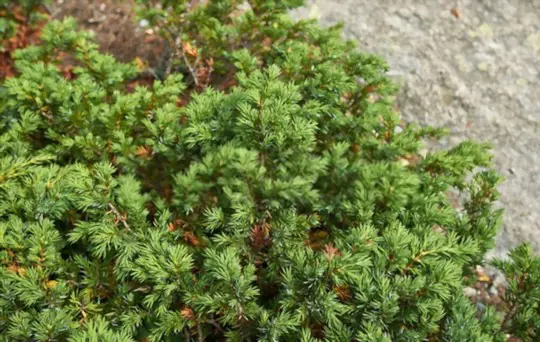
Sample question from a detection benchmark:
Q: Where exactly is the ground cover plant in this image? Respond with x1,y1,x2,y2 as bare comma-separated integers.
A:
1,1,539,341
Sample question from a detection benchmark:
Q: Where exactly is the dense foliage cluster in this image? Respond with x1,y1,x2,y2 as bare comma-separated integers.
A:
0,1,539,341
0,0,47,41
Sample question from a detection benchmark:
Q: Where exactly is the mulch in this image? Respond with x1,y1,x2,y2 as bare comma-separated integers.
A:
0,6,46,79
51,0,164,67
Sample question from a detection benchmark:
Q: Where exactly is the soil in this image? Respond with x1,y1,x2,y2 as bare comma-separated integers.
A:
51,0,163,68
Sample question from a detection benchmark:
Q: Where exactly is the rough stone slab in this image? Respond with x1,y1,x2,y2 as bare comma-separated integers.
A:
292,0,540,258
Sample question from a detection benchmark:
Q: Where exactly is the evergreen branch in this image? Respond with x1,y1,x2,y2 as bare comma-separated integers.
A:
206,319,224,333
160,24,199,86
402,250,434,274
107,203,130,230
164,36,180,79
180,39,200,87
0,155,55,184
197,321,203,342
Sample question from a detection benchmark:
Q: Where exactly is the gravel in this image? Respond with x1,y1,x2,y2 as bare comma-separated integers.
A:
293,0,540,258
463,286,478,297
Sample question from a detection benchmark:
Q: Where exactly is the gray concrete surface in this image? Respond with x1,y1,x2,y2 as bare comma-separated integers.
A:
293,0,540,258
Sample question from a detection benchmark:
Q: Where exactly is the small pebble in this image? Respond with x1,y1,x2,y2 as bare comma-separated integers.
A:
489,295,502,305
476,302,486,312
488,286,498,296
463,286,477,297
237,1,252,11
474,281,487,290
491,274,508,288
399,158,410,167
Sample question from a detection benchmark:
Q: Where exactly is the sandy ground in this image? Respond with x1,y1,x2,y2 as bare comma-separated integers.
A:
293,0,540,258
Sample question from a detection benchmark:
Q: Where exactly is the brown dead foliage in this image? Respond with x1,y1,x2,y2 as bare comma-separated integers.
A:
0,6,46,80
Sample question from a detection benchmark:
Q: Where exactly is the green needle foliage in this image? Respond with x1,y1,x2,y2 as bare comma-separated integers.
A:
0,1,537,341
0,0,49,42
491,244,540,341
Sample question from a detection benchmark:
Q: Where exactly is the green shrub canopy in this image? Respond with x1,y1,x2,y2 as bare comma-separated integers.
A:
0,1,538,341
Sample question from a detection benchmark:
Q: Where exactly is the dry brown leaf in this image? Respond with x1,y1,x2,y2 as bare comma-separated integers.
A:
134,57,147,71
450,7,461,19
324,243,341,260
7,264,18,273
478,274,491,282
184,231,202,246
334,285,352,301
45,280,58,289
250,222,271,250
180,306,195,320
183,42,198,57
17,267,27,277
135,146,152,159
262,37,272,50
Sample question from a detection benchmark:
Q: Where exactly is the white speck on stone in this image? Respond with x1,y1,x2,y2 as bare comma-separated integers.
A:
516,78,528,87
526,33,540,52
414,5,429,18
478,23,494,38
468,30,478,39
397,7,411,17
456,55,471,73
477,62,489,71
